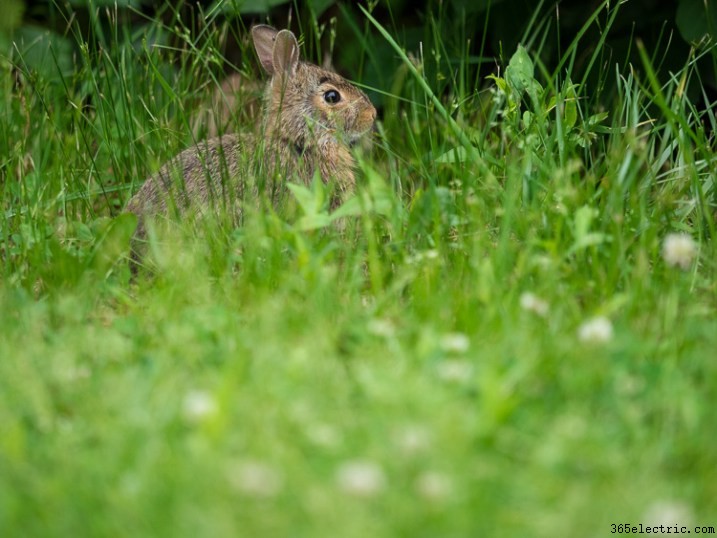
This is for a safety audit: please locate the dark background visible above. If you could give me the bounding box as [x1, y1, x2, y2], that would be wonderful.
[4, 0, 716, 107]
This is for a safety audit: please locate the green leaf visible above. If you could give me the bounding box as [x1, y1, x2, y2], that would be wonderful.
[435, 147, 468, 164]
[295, 213, 333, 231]
[563, 84, 578, 129]
[69, 220, 94, 243]
[574, 206, 597, 240]
[13, 25, 75, 81]
[364, 165, 395, 217]
[287, 179, 325, 216]
[44, 237, 85, 286]
[586, 111, 609, 128]
[287, 183, 316, 213]
[676, 0, 717, 44]
[330, 196, 364, 219]
[505, 45, 535, 96]
[568, 206, 608, 254]
[486, 74, 508, 94]
[90, 213, 138, 273]
[522, 110, 533, 129]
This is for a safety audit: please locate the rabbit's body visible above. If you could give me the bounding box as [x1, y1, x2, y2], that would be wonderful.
[126, 25, 376, 237]
[126, 134, 246, 219]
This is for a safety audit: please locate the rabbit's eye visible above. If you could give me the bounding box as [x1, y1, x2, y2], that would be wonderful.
[323, 90, 341, 104]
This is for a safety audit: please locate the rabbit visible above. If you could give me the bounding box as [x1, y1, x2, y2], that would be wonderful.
[125, 24, 377, 240]
[191, 72, 263, 139]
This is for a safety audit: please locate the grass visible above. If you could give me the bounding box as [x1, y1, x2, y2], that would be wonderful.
[1, 2, 716, 536]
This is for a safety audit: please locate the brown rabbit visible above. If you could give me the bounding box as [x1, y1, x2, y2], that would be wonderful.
[126, 25, 377, 239]
[191, 72, 263, 139]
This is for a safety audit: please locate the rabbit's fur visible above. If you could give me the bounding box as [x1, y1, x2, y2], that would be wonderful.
[126, 25, 376, 236]
[191, 72, 263, 139]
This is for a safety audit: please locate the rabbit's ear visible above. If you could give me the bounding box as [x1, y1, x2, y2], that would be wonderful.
[252, 25, 279, 74]
[272, 30, 300, 77]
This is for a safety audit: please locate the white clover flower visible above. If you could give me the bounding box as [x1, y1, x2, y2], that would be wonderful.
[227, 460, 283, 498]
[367, 318, 396, 338]
[643, 500, 694, 528]
[615, 374, 644, 396]
[393, 425, 431, 456]
[182, 390, 218, 423]
[662, 233, 697, 270]
[306, 423, 341, 448]
[440, 332, 470, 354]
[63, 366, 91, 382]
[519, 292, 549, 317]
[336, 460, 386, 498]
[415, 471, 453, 501]
[436, 359, 473, 383]
[424, 249, 440, 260]
[406, 249, 440, 265]
[577, 316, 614, 344]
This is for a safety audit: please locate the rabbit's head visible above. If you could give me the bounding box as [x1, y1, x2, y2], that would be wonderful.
[252, 25, 376, 154]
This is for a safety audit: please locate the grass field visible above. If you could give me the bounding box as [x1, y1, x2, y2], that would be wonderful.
[1, 2, 716, 536]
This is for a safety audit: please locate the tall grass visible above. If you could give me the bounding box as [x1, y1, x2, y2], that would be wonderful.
[1, 1, 715, 536]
